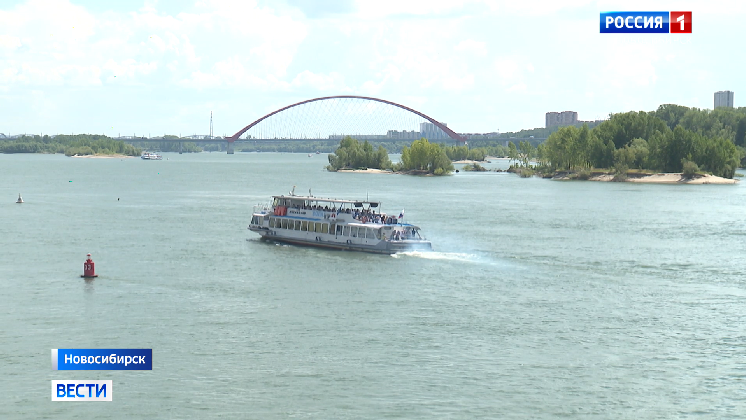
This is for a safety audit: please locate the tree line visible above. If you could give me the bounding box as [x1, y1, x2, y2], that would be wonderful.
[442, 145, 487, 161]
[326, 136, 393, 171]
[326, 136, 455, 175]
[236, 139, 515, 157]
[0, 134, 141, 156]
[535, 105, 746, 179]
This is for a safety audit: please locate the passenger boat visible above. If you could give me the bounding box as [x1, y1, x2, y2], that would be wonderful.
[248, 189, 432, 254]
[141, 152, 162, 160]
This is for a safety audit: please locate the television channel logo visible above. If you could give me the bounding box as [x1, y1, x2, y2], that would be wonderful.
[600, 12, 692, 33]
[52, 380, 112, 401]
[669, 11, 692, 33]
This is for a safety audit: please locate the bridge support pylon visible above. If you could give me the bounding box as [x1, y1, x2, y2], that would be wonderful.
[226, 141, 234, 154]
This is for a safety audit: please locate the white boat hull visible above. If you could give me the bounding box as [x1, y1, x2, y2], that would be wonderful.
[250, 226, 431, 254]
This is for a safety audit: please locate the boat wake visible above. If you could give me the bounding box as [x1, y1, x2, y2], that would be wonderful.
[391, 251, 478, 263]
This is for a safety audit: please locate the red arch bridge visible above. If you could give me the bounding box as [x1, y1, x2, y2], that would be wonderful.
[130, 96, 467, 154]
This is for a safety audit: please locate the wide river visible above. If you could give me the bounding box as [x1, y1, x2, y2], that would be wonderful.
[2, 152, 745, 419]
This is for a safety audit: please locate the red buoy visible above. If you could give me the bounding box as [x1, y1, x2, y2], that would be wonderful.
[81, 253, 98, 278]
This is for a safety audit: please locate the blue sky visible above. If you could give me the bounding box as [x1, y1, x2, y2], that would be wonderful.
[0, 0, 743, 137]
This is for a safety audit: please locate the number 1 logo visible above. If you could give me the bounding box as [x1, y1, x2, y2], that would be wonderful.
[670, 11, 692, 33]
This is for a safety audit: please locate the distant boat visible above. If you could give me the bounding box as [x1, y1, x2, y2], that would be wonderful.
[308, 154, 312, 157]
[316, 151, 320, 154]
[141, 152, 162, 160]
[16, 194, 23, 204]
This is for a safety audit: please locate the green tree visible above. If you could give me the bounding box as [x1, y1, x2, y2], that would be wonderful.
[655, 104, 691, 130]
[595, 111, 668, 149]
[735, 117, 746, 147]
[507, 142, 518, 165]
[518, 140, 534, 167]
[398, 138, 454, 175]
[326, 136, 391, 171]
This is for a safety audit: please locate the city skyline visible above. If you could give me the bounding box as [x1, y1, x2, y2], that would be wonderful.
[1, 0, 744, 136]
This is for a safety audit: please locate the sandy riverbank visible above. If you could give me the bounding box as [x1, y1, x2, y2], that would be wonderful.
[335, 168, 394, 174]
[70, 154, 136, 159]
[453, 159, 492, 164]
[581, 173, 738, 184]
[333, 168, 437, 176]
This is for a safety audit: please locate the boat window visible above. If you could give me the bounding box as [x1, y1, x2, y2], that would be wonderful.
[301, 221, 308, 231]
[342, 226, 350, 236]
[375, 229, 381, 240]
[294, 220, 300, 230]
[313, 222, 320, 232]
[321, 223, 329, 234]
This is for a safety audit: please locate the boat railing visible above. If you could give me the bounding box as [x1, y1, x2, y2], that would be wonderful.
[253, 204, 272, 214]
[389, 221, 426, 241]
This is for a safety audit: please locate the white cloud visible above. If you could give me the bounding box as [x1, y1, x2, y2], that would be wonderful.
[354, 0, 476, 18]
[482, 0, 595, 15]
[291, 70, 348, 92]
[0, 34, 21, 50]
[493, 57, 524, 85]
[103, 59, 157, 82]
[442, 74, 475, 91]
[507, 83, 527, 92]
[455, 39, 487, 56]
[1, 0, 745, 134]
[0, 0, 307, 89]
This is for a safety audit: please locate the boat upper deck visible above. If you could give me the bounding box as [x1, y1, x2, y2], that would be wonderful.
[273, 194, 380, 207]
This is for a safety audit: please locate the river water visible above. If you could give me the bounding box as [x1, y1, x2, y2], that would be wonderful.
[1, 152, 746, 419]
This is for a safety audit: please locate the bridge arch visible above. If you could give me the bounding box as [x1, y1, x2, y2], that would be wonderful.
[227, 95, 465, 142]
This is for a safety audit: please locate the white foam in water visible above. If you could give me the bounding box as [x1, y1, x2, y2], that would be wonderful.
[391, 251, 477, 262]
